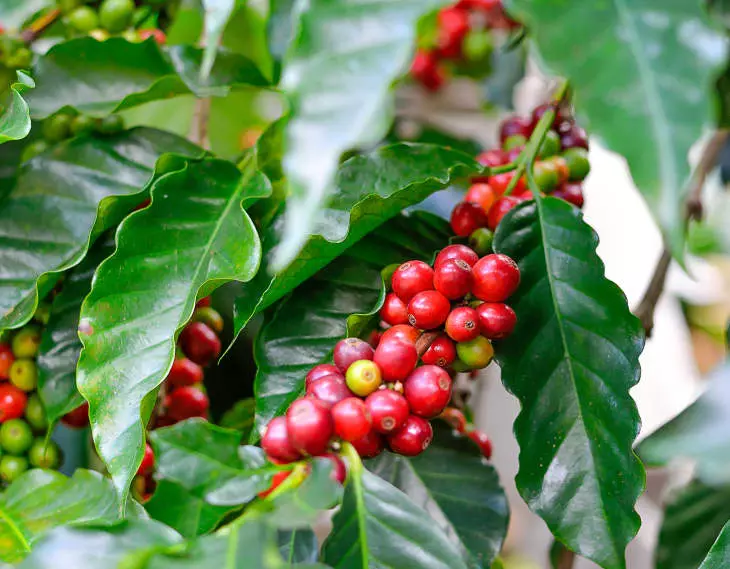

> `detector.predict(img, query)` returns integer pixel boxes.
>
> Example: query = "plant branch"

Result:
[556,548,576,569]
[20,8,61,43]
[193,97,211,149]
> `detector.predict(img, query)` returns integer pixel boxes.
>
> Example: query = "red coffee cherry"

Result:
[380,324,420,347]
[166,357,204,388]
[404,365,452,418]
[436,7,469,59]
[410,50,446,92]
[505,145,524,164]
[391,261,434,303]
[464,183,496,213]
[286,398,334,456]
[179,322,221,367]
[552,182,585,208]
[61,402,89,429]
[380,293,409,326]
[467,429,493,459]
[373,339,418,381]
[345,360,383,397]
[408,291,451,330]
[486,196,523,231]
[333,338,374,373]
[560,124,589,150]
[487,172,526,196]
[476,302,517,339]
[0,384,27,423]
[351,429,385,458]
[305,364,343,388]
[0,343,14,381]
[138,28,166,45]
[530,103,561,131]
[434,258,473,300]
[445,306,480,342]
[439,407,467,432]
[332,398,372,442]
[499,115,531,143]
[137,443,155,476]
[324,453,347,484]
[450,202,488,237]
[368,330,382,349]
[365,390,409,434]
[258,470,291,499]
[476,149,508,168]
[387,416,433,456]
[262,416,301,463]
[195,296,211,308]
[434,244,479,270]
[421,335,456,368]
[472,254,520,302]
[307,375,354,407]
[165,387,209,421]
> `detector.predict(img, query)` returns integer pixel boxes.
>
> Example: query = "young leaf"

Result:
[639,360,730,486]
[252,212,451,437]
[76,158,269,507]
[699,522,730,569]
[0,127,200,330]
[0,469,121,563]
[509,0,725,258]
[37,237,115,424]
[369,426,510,568]
[322,457,469,569]
[656,480,730,569]
[27,38,269,119]
[0,70,33,144]
[273,0,452,269]
[493,198,645,569]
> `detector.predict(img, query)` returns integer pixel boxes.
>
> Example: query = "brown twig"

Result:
[634,129,729,337]
[415,331,440,358]
[20,8,61,44]
[192,98,211,149]
[556,549,576,569]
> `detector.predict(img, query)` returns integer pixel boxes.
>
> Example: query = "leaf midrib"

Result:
[0,504,30,558]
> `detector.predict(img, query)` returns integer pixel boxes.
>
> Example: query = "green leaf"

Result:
[77,158,269,507]
[639,360,730,486]
[700,522,730,569]
[233,143,479,342]
[252,212,451,438]
[200,0,241,80]
[26,38,269,119]
[368,426,509,568]
[278,529,318,564]
[322,460,469,569]
[272,0,451,269]
[0,0,46,29]
[37,238,115,424]
[0,71,33,144]
[509,0,725,259]
[220,398,256,440]
[0,469,121,563]
[482,44,526,110]
[268,0,297,65]
[655,480,730,569]
[0,127,200,330]
[492,197,645,569]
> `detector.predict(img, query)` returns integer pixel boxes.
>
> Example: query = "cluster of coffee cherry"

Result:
[450,102,591,245]
[410,0,519,91]
[58,0,171,43]
[0,30,32,69]
[0,307,62,485]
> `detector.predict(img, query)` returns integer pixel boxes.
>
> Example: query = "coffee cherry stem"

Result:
[415,331,442,358]
[340,441,363,479]
[485,162,517,176]
[263,462,307,501]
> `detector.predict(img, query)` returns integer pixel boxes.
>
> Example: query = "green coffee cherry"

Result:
[0,419,33,455]
[538,130,561,158]
[11,325,41,358]
[96,114,125,135]
[0,455,29,483]
[28,439,61,469]
[57,0,84,14]
[468,227,494,256]
[70,114,97,137]
[456,336,494,369]
[6,47,32,70]
[563,147,591,181]
[503,134,527,152]
[25,394,48,432]
[192,307,224,334]
[98,0,135,33]
[462,29,493,63]
[533,161,559,193]
[20,140,49,162]
[66,6,99,33]
[9,359,38,392]
[42,114,73,143]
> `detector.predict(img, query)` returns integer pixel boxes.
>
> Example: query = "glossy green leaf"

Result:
[493,197,645,569]
[369,426,509,568]
[273,0,451,269]
[233,143,479,341]
[252,212,451,437]
[0,0,46,29]
[655,480,730,569]
[0,71,33,144]
[322,460,469,569]
[278,529,318,565]
[200,0,241,80]
[509,0,725,258]
[0,469,121,563]
[220,398,256,440]
[639,361,730,486]
[37,238,115,424]
[27,38,269,119]
[77,158,269,506]
[699,522,730,569]
[268,0,297,68]
[0,127,200,331]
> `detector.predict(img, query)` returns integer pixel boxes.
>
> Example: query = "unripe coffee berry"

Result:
[464,183,496,213]
[533,161,559,192]
[408,291,451,330]
[165,386,209,421]
[563,147,590,181]
[379,324,420,347]
[0,385,27,423]
[345,360,382,397]
[307,375,353,407]
[391,261,434,303]
[286,397,333,456]
[450,202,488,237]
[421,335,456,368]
[166,358,204,388]
[365,390,409,434]
[28,438,60,469]
[469,227,494,256]
[192,307,224,334]
[11,326,41,359]
[434,244,479,270]
[404,365,452,418]
[262,416,301,463]
[332,397,372,442]
[373,339,417,381]
[380,293,409,326]
[387,416,433,456]
[0,419,33,454]
[137,443,155,476]
[333,338,374,373]
[180,322,221,367]
[456,336,494,369]
[445,306,480,342]
[351,429,384,458]
[476,302,517,339]
[538,130,561,158]
[487,196,523,231]
[434,258,472,300]
[472,254,520,302]
[9,359,37,391]
[305,364,343,388]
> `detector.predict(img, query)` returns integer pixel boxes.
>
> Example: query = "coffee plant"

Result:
[0,0,729,567]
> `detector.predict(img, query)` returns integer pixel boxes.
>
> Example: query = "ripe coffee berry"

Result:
[258,470,291,499]
[380,293,409,326]
[552,182,585,208]
[262,416,301,463]
[0,385,27,423]
[487,196,523,231]
[440,407,467,432]
[179,322,221,367]
[61,402,89,429]
[305,364,342,388]
[351,429,385,458]
[468,429,493,459]
[408,291,451,330]
[488,172,526,196]
[365,390,409,434]
[477,148,508,168]
[435,244,479,269]
[167,358,204,388]
[530,103,560,130]
[286,397,333,456]
[0,344,14,381]
[165,386,209,421]
[380,324,420,347]
[434,258,472,300]
[450,202,487,237]
[345,360,382,397]
[560,124,589,150]
[333,338,374,373]
[445,306,481,342]
[137,443,155,476]
[476,302,517,339]
[374,339,417,381]
[464,183,496,213]
[499,116,531,143]
[307,375,353,407]
[404,365,452,418]
[391,261,434,303]
[436,7,469,58]
[324,453,348,484]
[332,397,372,442]
[388,416,433,456]
[472,254,520,302]
[410,50,445,92]
[421,335,456,368]
[456,336,494,369]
